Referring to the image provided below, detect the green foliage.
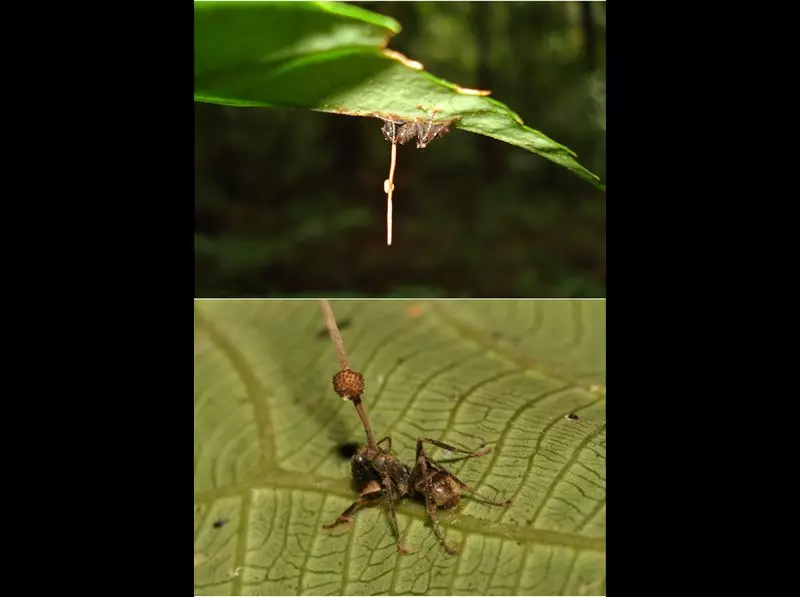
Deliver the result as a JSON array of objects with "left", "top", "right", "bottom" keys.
[
  {"left": 195, "top": 2, "right": 606, "bottom": 298},
  {"left": 195, "top": 300, "right": 606, "bottom": 595},
  {"left": 194, "top": 1, "right": 604, "bottom": 190}
]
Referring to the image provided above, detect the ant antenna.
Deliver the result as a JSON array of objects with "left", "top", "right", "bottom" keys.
[{"left": 319, "top": 300, "right": 378, "bottom": 451}]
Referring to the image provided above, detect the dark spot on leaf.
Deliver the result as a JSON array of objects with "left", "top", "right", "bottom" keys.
[
  {"left": 492, "top": 331, "right": 503, "bottom": 340},
  {"left": 212, "top": 518, "right": 227, "bottom": 529},
  {"left": 566, "top": 413, "right": 580, "bottom": 421},
  {"left": 337, "top": 442, "right": 360, "bottom": 459}
]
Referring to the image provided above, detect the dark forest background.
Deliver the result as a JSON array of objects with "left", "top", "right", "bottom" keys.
[{"left": 195, "top": 1, "right": 606, "bottom": 298}]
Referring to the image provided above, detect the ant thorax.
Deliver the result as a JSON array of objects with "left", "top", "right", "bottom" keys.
[{"left": 351, "top": 443, "right": 411, "bottom": 495}]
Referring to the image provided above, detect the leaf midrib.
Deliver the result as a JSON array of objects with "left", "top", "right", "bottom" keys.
[{"left": 194, "top": 471, "right": 604, "bottom": 554}]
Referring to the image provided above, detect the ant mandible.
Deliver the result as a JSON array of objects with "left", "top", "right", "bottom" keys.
[{"left": 324, "top": 368, "right": 511, "bottom": 555}]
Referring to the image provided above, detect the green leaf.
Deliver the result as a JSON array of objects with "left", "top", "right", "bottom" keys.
[
  {"left": 194, "top": 1, "right": 605, "bottom": 191},
  {"left": 194, "top": 300, "right": 606, "bottom": 595}
]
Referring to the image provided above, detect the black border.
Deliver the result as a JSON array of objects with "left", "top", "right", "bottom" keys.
[
  {"left": 33, "top": 1, "right": 194, "bottom": 591},
  {"left": 38, "top": 1, "right": 791, "bottom": 593},
  {"left": 609, "top": 6, "right": 779, "bottom": 591}
]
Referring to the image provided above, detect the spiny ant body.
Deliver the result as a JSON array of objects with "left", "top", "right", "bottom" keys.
[
  {"left": 381, "top": 119, "right": 418, "bottom": 146},
  {"left": 324, "top": 369, "right": 511, "bottom": 555},
  {"left": 380, "top": 106, "right": 457, "bottom": 149}
]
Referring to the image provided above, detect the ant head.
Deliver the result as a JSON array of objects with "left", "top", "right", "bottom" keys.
[{"left": 351, "top": 446, "right": 381, "bottom": 489}]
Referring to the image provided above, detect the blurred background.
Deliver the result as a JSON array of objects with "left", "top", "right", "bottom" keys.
[{"left": 195, "top": 1, "right": 606, "bottom": 298}]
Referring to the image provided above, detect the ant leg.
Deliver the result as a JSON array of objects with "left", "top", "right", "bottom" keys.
[
  {"left": 414, "top": 104, "right": 440, "bottom": 119},
  {"left": 414, "top": 107, "right": 442, "bottom": 148},
  {"left": 415, "top": 120, "right": 433, "bottom": 148},
  {"left": 322, "top": 489, "right": 384, "bottom": 529},
  {"left": 418, "top": 437, "right": 492, "bottom": 460},
  {"left": 415, "top": 445, "right": 459, "bottom": 555},
  {"left": 423, "top": 493, "right": 458, "bottom": 555},
  {"left": 417, "top": 438, "right": 510, "bottom": 507},
  {"left": 397, "top": 121, "right": 418, "bottom": 145},
  {"left": 381, "top": 119, "right": 396, "bottom": 143},
  {"left": 378, "top": 474, "right": 413, "bottom": 554}
]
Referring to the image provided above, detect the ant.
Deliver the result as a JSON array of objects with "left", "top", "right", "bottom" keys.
[
  {"left": 381, "top": 118, "right": 417, "bottom": 146},
  {"left": 324, "top": 368, "right": 511, "bottom": 555},
  {"left": 380, "top": 105, "right": 457, "bottom": 149}
]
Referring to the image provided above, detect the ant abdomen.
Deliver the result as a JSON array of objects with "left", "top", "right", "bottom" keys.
[{"left": 419, "top": 471, "right": 461, "bottom": 509}]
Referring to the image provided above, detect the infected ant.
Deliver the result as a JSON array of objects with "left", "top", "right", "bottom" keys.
[
  {"left": 378, "top": 105, "right": 457, "bottom": 246},
  {"left": 381, "top": 118, "right": 417, "bottom": 146},
  {"left": 380, "top": 105, "right": 457, "bottom": 149},
  {"left": 323, "top": 368, "right": 511, "bottom": 555}
]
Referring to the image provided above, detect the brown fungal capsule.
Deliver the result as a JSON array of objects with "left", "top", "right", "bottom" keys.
[{"left": 332, "top": 369, "right": 365, "bottom": 400}]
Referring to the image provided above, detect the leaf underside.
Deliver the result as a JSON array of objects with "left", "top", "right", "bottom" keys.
[
  {"left": 194, "top": 300, "right": 606, "bottom": 596},
  {"left": 194, "top": 1, "right": 605, "bottom": 190}
]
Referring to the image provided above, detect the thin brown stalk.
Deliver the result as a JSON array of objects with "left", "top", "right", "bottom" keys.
[
  {"left": 352, "top": 396, "right": 376, "bottom": 450},
  {"left": 318, "top": 299, "right": 349, "bottom": 370},
  {"left": 318, "top": 299, "right": 377, "bottom": 450}
]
